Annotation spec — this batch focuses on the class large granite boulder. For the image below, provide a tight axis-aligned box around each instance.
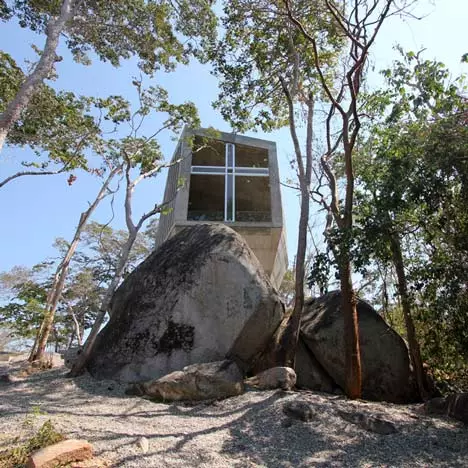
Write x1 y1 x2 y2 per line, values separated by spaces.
295 337 335 393
87 224 284 382
300 291 418 403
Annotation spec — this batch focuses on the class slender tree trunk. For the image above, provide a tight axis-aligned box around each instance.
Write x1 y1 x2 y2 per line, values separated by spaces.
29 167 120 362
69 231 137 376
339 255 362 399
0 0 76 153
70 159 168 376
67 329 75 350
68 304 82 347
389 233 429 400
284 101 314 367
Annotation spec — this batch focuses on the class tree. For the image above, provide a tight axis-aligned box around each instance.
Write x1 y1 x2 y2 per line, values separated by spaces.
210 0 343 368
70 82 200 376
354 51 468 394
0 0 216 153
29 163 122 361
0 54 119 189
283 0 418 398
0 221 156 353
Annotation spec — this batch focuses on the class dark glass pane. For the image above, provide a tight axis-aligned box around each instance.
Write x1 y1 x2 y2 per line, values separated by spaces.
235 176 271 222
187 174 224 221
191 136 225 166
226 173 234 222
235 143 268 168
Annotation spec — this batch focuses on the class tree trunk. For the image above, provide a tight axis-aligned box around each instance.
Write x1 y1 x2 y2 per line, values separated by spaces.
68 304 82 347
69 231 137 376
389 233 429 400
277 94 314 368
0 0 76 154
339 256 362 399
29 167 120 362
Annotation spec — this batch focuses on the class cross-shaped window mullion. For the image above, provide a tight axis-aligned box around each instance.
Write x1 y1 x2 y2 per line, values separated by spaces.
190 143 270 223
225 143 235 222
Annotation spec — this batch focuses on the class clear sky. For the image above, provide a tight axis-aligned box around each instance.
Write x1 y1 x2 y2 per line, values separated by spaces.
0 0 467 274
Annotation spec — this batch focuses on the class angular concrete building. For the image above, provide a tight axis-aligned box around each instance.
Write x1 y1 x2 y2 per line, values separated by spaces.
155 127 288 288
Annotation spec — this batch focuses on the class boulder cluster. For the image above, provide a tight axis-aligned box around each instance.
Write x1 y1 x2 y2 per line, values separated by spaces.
87 224 419 403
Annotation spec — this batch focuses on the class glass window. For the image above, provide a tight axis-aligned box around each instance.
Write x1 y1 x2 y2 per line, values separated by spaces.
188 174 224 221
191 137 225 166
235 176 271 222
235 143 269 168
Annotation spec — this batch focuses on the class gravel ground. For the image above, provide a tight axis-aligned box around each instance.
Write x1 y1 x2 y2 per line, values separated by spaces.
0 365 467 468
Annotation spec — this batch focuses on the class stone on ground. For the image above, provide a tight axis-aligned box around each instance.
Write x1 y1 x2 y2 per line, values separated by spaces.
425 393 468 425
129 360 244 401
87 224 284 382
283 400 316 422
337 410 398 435
300 291 418 403
26 439 93 468
245 366 296 390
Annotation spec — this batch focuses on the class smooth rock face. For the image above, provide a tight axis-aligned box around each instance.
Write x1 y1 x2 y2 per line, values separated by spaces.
135 360 244 401
301 291 418 403
295 338 335 393
245 366 296 390
87 224 284 382
26 439 93 468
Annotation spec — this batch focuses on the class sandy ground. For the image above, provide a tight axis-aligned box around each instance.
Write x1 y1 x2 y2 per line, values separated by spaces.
0 365 467 468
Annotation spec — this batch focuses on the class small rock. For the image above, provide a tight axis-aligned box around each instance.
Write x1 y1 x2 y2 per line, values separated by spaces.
425 393 468 425
0 373 15 384
138 436 149 453
283 400 315 422
245 367 296 391
26 439 93 468
337 410 398 435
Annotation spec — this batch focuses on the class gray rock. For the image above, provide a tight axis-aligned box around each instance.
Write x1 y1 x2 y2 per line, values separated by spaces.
131 360 244 402
245 367 296 390
425 393 468 425
337 410 398 435
0 373 14 384
87 224 284 382
295 337 335 393
283 400 316 422
301 291 418 403
63 347 82 369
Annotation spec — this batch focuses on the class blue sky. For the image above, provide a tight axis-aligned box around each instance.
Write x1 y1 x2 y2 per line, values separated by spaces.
0 0 467 274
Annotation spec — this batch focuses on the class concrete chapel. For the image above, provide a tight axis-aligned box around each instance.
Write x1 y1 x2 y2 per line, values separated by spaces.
155 127 287 287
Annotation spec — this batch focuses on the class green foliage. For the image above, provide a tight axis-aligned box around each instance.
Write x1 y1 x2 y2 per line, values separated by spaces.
5 0 217 74
0 277 47 340
354 50 468 389
0 51 101 170
210 0 344 131
307 252 332 294
0 419 64 468
0 220 156 349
